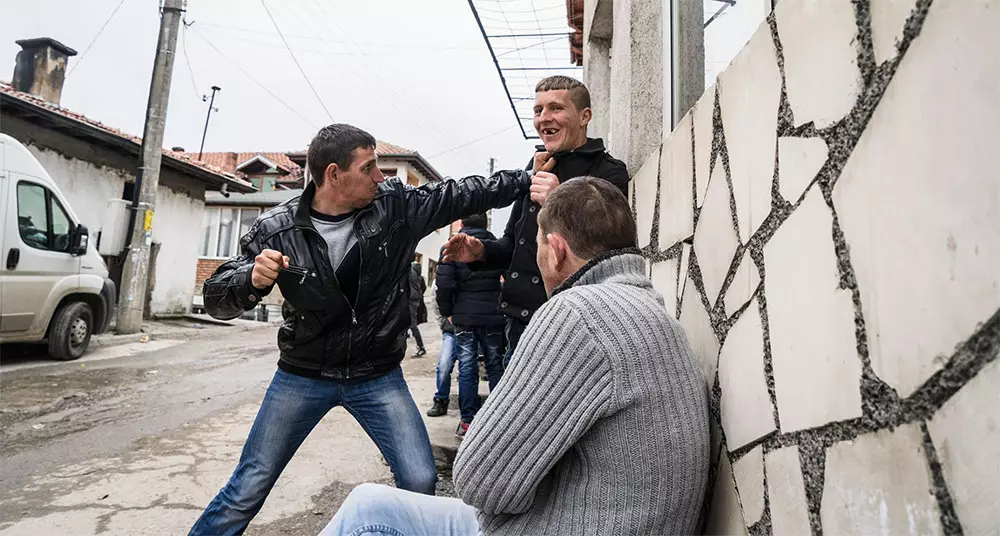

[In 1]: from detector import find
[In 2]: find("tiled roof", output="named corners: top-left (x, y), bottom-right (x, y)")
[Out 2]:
top-left (197, 151), bottom-right (301, 175)
top-left (375, 141), bottom-right (417, 155)
top-left (0, 82), bottom-right (254, 191)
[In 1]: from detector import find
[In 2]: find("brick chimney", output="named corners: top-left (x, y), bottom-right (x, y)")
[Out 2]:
top-left (12, 38), bottom-right (78, 105)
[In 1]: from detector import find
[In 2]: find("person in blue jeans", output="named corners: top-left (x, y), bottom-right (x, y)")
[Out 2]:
top-left (426, 311), bottom-right (457, 417)
top-left (434, 214), bottom-right (506, 438)
top-left (190, 124), bottom-right (534, 535)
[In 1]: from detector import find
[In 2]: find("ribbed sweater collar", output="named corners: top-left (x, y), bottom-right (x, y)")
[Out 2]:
top-left (551, 248), bottom-right (648, 297)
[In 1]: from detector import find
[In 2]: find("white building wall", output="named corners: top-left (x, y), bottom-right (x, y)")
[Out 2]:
top-left (149, 188), bottom-right (204, 315)
top-left (25, 144), bottom-right (202, 315)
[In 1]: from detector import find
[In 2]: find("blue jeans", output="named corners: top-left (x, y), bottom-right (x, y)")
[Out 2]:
top-left (189, 367), bottom-right (437, 536)
top-left (454, 326), bottom-right (504, 423)
top-left (320, 483), bottom-right (478, 536)
top-left (433, 331), bottom-right (458, 401)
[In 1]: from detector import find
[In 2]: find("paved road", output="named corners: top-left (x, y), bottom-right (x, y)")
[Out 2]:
top-left (0, 319), bottom-right (452, 535)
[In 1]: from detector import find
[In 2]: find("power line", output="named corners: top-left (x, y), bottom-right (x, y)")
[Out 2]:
top-left (259, 0), bottom-right (334, 122)
top-left (293, 0), bottom-right (457, 147)
top-left (427, 125), bottom-right (519, 158)
top-left (180, 23), bottom-right (201, 99)
top-left (188, 25), bottom-right (319, 130)
top-left (67, 0), bottom-right (130, 77)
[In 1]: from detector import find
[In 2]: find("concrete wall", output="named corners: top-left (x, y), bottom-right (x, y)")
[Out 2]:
top-left (2, 115), bottom-right (208, 316)
top-left (620, 0), bottom-right (999, 533)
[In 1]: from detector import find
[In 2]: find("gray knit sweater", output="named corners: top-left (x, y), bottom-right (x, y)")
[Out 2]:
top-left (453, 251), bottom-right (710, 536)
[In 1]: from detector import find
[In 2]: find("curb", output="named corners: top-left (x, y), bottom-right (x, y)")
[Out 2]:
top-left (90, 321), bottom-right (276, 350)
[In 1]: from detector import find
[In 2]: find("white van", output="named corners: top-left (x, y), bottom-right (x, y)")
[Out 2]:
top-left (0, 133), bottom-right (116, 360)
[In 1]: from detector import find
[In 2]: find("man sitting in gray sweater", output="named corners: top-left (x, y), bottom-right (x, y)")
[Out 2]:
top-left (320, 177), bottom-right (710, 536)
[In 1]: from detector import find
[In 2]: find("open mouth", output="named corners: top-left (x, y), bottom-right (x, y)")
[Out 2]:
top-left (541, 128), bottom-right (560, 137)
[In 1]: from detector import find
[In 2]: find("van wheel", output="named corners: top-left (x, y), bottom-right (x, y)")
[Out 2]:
top-left (48, 302), bottom-right (94, 361)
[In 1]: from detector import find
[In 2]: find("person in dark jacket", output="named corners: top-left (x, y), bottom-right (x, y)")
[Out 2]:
top-left (189, 123), bottom-right (532, 535)
top-left (444, 76), bottom-right (629, 366)
top-left (407, 261), bottom-right (428, 357)
top-left (431, 214), bottom-right (505, 435)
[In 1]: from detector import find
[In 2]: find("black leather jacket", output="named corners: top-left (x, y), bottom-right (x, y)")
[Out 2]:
top-left (203, 171), bottom-right (531, 380)
top-left (477, 138), bottom-right (629, 323)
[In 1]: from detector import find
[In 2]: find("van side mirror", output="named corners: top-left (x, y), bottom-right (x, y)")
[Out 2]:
top-left (71, 224), bottom-right (89, 256)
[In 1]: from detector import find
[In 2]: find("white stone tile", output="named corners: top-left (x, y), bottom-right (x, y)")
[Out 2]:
top-left (677, 243), bottom-right (691, 308)
top-left (719, 305), bottom-right (776, 450)
top-left (871, 0), bottom-right (919, 64)
top-left (928, 359), bottom-right (1000, 535)
top-left (692, 86), bottom-right (715, 209)
top-left (632, 146), bottom-right (661, 249)
top-left (822, 424), bottom-right (943, 534)
top-left (832, 0), bottom-right (1000, 398)
top-left (766, 446), bottom-right (812, 536)
top-left (705, 454), bottom-right (748, 536)
top-left (659, 113), bottom-right (695, 249)
top-left (776, 0), bottom-right (862, 128)
top-left (651, 258), bottom-right (680, 317)
top-left (778, 137), bottom-right (828, 205)
top-left (693, 157), bottom-right (738, 307)
top-left (679, 273), bottom-right (720, 388)
top-left (720, 28), bottom-right (780, 243)
top-left (724, 250), bottom-right (761, 317)
top-left (732, 446), bottom-right (766, 527)
top-left (765, 187), bottom-right (862, 433)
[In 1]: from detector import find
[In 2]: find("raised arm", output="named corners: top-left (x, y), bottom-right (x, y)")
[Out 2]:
top-left (404, 169), bottom-right (530, 239)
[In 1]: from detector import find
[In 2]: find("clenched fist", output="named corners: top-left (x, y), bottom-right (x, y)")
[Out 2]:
top-left (442, 233), bottom-right (485, 263)
top-left (529, 155), bottom-right (558, 206)
top-left (252, 249), bottom-right (290, 289)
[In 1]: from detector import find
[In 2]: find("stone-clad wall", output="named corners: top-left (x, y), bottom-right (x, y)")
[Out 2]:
top-left (625, 0), bottom-right (999, 533)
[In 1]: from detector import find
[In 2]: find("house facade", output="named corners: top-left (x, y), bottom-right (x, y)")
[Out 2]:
top-left (0, 38), bottom-right (254, 318)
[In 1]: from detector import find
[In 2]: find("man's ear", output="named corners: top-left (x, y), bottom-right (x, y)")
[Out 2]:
top-left (580, 107), bottom-right (593, 128)
top-left (324, 163), bottom-right (340, 185)
top-left (549, 233), bottom-right (569, 271)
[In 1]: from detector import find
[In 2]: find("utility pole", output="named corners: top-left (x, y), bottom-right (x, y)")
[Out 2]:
top-left (117, 0), bottom-right (186, 334)
top-left (198, 85), bottom-right (221, 159)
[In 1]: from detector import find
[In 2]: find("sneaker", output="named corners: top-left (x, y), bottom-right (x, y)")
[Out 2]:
top-left (455, 421), bottom-right (470, 440)
top-left (426, 399), bottom-right (448, 417)
top-left (414, 347), bottom-right (427, 358)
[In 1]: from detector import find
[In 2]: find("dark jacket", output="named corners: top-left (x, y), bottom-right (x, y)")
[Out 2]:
top-left (476, 138), bottom-right (629, 323)
top-left (436, 226), bottom-right (505, 328)
top-left (408, 263), bottom-right (428, 325)
top-left (202, 171), bottom-right (531, 380)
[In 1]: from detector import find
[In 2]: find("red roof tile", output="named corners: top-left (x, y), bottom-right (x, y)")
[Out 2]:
top-left (197, 151), bottom-right (301, 176)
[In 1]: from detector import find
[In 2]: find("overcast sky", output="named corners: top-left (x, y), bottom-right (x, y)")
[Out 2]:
top-left (0, 0), bottom-right (762, 181)
top-left (0, 0), bottom-right (563, 179)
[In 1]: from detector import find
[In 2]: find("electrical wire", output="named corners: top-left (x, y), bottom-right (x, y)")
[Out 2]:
top-left (66, 0), bottom-right (130, 77)
top-left (293, 0), bottom-right (457, 147)
top-left (259, 0), bottom-right (334, 122)
top-left (188, 25), bottom-right (319, 130)
top-left (426, 125), bottom-right (520, 158)
top-left (180, 23), bottom-right (201, 100)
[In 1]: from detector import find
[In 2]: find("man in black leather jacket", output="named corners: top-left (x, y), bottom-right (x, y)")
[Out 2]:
top-left (189, 124), bottom-right (531, 535)
top-left (444, 76), bottom-right (629, 366)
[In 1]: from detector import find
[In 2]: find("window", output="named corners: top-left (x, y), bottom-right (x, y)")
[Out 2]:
top-left (216, 208), bottom-right (237, 257)
top-left (199, 207), bottom-right (261, 258)
top-left (16, 182), bottom-right (73, 252)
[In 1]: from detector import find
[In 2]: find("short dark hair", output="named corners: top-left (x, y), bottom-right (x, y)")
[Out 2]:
top-left (307, 124), bottom-right (377, 186)
top-left (537, 177), bottom-right (636, 259)
top-left (461, 213), bottom-right (488, 229)
top-left (535, 76), bottom-right (591, 111)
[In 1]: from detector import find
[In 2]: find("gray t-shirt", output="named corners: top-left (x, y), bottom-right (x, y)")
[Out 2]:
top-left (310, 211), bottom-right (358, 270)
